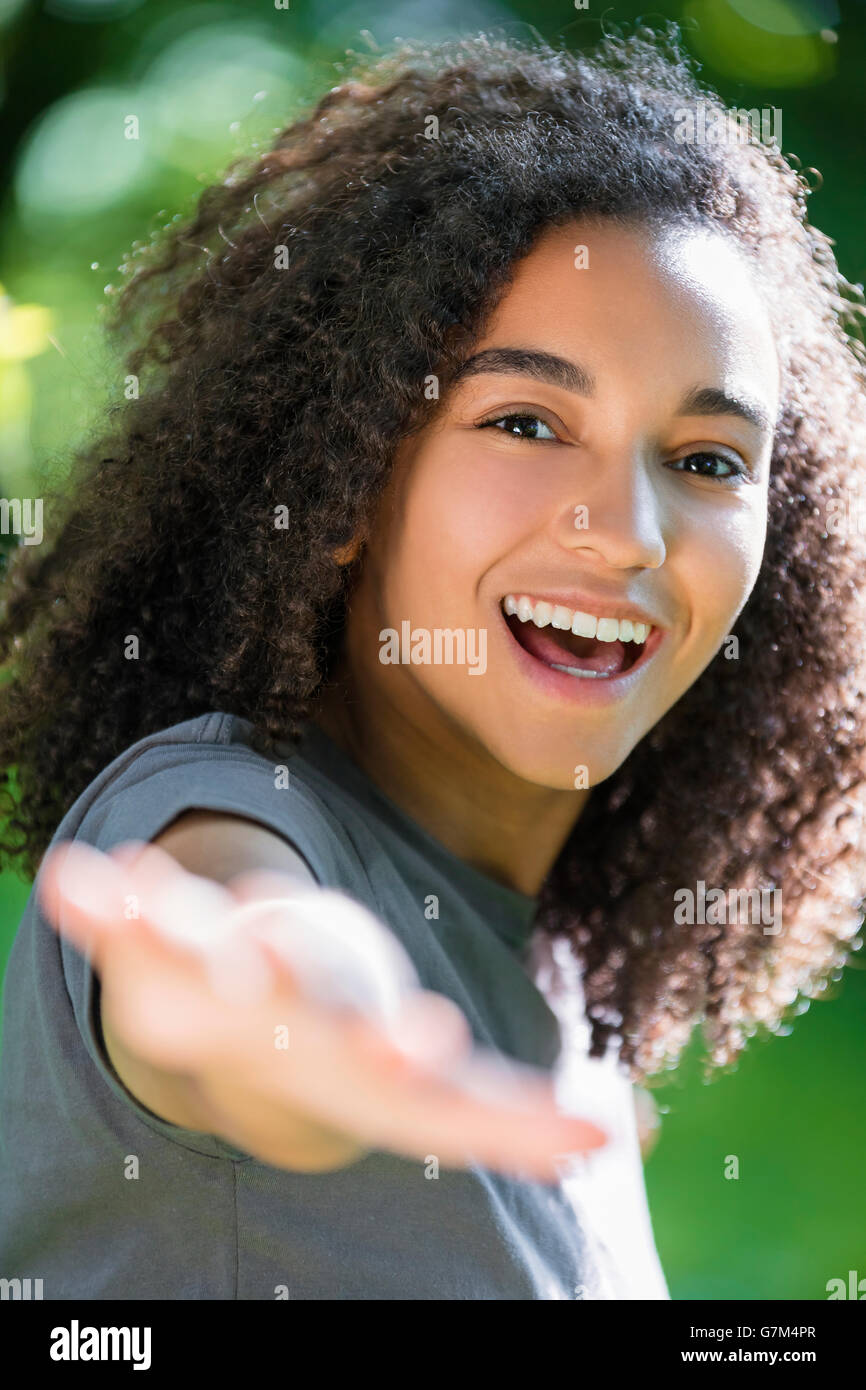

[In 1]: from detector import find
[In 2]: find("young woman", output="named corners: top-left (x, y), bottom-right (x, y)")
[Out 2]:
top-left (0, 27), bottom-right (864, 1301)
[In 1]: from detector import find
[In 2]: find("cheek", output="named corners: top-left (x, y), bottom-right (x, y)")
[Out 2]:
top-left (384, 453), bottom-right (524, 616)
top-left (684, 501), bottom-right (768, 647)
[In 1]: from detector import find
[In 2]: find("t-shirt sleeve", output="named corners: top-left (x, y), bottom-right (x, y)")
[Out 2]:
top-left (53, 739), bottom-right (358, 1160)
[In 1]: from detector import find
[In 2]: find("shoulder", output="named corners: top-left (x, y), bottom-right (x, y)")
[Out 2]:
top-left (58, 710), bottom-right (348, 888)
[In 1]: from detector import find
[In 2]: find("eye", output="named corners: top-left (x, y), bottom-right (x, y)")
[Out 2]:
top-left (476, 412), bottom-right (559, 442)
top-left (667, 450), bottom-right (747, 482)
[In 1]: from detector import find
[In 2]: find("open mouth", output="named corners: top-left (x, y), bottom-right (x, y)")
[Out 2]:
top-left (501, 594), bottom-right (657, 681)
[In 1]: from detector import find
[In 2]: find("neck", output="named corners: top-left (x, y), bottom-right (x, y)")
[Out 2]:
top-left (314, 666), bottom-right (587, 898)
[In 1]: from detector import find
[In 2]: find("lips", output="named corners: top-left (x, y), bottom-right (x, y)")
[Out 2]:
top-left (498, 599), bottom-right (664, 703)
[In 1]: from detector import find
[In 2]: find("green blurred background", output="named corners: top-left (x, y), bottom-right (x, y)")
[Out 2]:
top-left (1, 0), bottom-right (864, 1299)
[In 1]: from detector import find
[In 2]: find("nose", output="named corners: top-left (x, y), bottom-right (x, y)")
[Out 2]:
top-left (558, 451), bottom-right (667, 571)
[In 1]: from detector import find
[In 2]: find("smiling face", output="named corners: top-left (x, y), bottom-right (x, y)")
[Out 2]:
top-left (338, 216), bottom-right (780, 791)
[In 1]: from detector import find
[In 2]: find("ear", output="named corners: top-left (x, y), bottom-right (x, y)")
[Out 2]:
top-left (331, 535), bottom-right (363, 565)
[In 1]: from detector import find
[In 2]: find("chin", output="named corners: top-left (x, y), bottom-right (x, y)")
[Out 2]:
top-left (475, 726), bottom-right (634, 792)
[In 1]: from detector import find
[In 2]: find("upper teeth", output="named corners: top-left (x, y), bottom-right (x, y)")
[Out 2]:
top-left (502, 594), bottom-right (650, 644)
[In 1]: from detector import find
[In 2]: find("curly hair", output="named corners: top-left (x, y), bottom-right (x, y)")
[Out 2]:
top-left (2, 25), bottom-right (865, 1081)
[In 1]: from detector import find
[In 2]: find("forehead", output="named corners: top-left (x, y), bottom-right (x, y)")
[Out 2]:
top-left (477, 217), bottom-right (780, 403)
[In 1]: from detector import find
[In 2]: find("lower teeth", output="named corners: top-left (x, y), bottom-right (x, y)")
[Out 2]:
top-left (550, 662), bottom-right (607, 679)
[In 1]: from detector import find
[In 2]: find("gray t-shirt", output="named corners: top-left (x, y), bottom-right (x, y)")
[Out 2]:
top-left (0, 711), bottom-right (668, 1299)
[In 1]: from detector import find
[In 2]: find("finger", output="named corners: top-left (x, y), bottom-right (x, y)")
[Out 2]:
top-left (38, 839), bottom-right (220, 971)
top-left (40, 842), bottom-right (277, 1065)
top-left (117, 844), bottom-right (278, 1006)
top-left (344, 1042), bottom-right (610, 1179)
top-left (36, 842), bottom-right (237, 1067)
top-left (38, 842), bottom-right (140, 964)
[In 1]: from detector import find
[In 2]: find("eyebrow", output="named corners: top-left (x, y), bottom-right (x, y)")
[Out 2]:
top-left (452, 347), bottom-right (773, 433)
